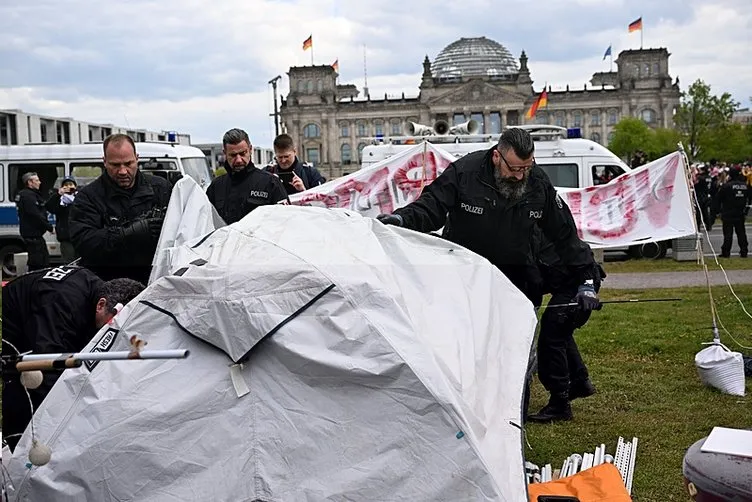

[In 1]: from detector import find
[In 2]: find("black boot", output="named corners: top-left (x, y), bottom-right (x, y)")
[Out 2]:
top-left (527, 393), bottom-right (572, 423)
top-left (569, 379), bottom-right (597, 400)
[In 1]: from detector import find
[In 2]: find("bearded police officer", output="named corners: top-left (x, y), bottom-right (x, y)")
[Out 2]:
top-left (377, 127), bottom-right (601, 311)
top-left (711, 166), bottom-right (750, 258)
top-left (2, 266), bottom-right (144, 451)
top-left (206, 128), bottom-right (289, 224)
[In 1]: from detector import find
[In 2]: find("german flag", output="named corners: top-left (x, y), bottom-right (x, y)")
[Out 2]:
top-left (628, 17), bottom-right (642, 32)
top-left (302, 35), bottom-right (312, 51)
top-left (525, 89), bottom-right (548, 119)
top-left (331, 59), bottom-right (339, 73)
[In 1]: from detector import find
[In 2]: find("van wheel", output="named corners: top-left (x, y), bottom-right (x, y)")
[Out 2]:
top-left (631, 241), bottom-right (667, 260)
top-left (0, 243), bottom-right (24, 279)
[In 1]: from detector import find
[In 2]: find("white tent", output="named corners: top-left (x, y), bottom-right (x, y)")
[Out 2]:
top-left (8, 179), bottom-right (538, 501)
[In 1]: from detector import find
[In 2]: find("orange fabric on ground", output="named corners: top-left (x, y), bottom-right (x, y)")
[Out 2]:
top-left (527, 464), bottom-right (632, 502)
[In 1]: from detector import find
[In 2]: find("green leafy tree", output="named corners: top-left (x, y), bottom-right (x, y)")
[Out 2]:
top-left (608, 117), bottom-right (655, 165)
top-left (647, 128), bottom-right (684, 159)
top-left (700, 122), bottom-right (752, 163)
top-left (673, 79), bottom-right (738, 159)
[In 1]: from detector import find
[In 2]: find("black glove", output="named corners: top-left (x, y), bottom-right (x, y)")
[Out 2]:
top-left (376, 213), bottom-right (403, 226)
top-left (575, 281), bottom-right (602, 312)
top-left (120, 217), bottom-right (163, 242)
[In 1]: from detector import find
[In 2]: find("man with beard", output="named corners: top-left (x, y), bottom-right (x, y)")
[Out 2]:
top-left (376, 127), bottom-right (600, 310)
top-left (206, 128), bottom-right (289, 224)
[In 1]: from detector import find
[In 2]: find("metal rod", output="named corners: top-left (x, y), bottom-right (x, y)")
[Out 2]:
top-left (10, 349), bottom-right (190, 362)
top-left (542, 297), bottom-right (683, 310)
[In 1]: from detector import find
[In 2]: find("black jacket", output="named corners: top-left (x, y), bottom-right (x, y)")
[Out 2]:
top-left (694, 173), bottom-right (716, 202)
top-left (15, 188), bottom-right (53, 238)
top-left (265, 158), bottom-right (326, 195)
top-left (206, 162), bottom-right (289, 224)
top-left (2, 265), bottom-right (103, 444)
top-left (393, 148), bottom-right (596, 294)
top-left (69, 171), bottom-right (172, 284)
top-left (712, 173), bottom-right (750, 222)
top-left (45, 193), bottom-right (74, 241)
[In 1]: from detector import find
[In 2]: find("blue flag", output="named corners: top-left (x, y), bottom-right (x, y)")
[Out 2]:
top-left (603, 45), bottom-right (612, 60)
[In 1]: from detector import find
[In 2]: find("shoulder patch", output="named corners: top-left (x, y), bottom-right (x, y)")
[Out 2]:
top-left (84, 327), bottom-right (119, 371)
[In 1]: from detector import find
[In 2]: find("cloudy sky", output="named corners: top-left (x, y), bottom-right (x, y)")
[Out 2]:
top-left (1, 0), bottom-right (750, 146)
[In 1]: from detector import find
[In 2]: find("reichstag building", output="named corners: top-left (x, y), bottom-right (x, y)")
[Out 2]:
top-left (279, 36), bottom-right (681, 178)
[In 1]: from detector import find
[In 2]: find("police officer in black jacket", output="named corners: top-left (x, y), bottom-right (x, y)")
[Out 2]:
top-left (2, 265), bottom-right (144, 451)
top-left (15, 172), bottom-right (54, 271)
top-left (527, 224), bottom-right (605, 423)
top-left (265, 133), bottom-right (326, 195)
top-left (693, 165), bottom-right (716, 231)
top-left (206, 128), bottom-right (289, 224)
top-left (711, 166), bottom-right (749, 258)
top-left (69, 134), bottom-right (172, 285)
top-left (377, 127), bottom-right (601, 310)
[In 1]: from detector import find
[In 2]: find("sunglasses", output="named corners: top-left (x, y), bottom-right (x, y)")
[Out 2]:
top-left (497, 149), bottom-right (534, 173)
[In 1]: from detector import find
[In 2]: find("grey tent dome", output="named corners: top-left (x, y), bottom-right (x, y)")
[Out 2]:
top-left (432, 37), bottom-right (519, 80)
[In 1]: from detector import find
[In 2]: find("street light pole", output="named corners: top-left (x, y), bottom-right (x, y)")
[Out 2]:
top-left (268, 75), bottom-right (282, 137)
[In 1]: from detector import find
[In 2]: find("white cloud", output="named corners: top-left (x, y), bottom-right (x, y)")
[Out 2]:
top-left (0, 0), bottom-right (750, 147)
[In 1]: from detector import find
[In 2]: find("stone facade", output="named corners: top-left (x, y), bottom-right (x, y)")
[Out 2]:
top-left (280, 38), bottom-right (681, 179)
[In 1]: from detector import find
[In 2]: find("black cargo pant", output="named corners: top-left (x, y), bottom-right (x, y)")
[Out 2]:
top-left (536, 289), bottom-right (591, 396)
top-left (23, 236), bottom-right (50, 271)
top-left (721, 218), bottom-right (748, 257)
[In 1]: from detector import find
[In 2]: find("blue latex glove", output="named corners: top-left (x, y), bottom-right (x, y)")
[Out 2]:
top-left (575, 280), bottom-right (602, 312)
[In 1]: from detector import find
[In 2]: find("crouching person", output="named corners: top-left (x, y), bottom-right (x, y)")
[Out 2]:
top-left (2, 265), bottom-right (145, 451)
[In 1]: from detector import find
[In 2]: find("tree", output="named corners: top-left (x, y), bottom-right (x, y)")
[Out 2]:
top-left (647, 128), bottom-right (684, 159)
top-left (700, 122), bottom-right (752, 163)
top-left (673, 79), bottom-right (738, 159)
top-left (608, 117), bottom-right (655, 165)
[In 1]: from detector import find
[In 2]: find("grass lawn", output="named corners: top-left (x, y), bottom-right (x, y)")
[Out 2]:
top-left (603, 256), bottom-right (752, 274)
top-left (526, 284), bottom-right (752, 501)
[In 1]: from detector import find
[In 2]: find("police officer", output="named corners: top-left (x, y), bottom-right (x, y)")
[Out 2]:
top-left (265, 133), bottom-right (326, 195)
top-left (69, 134), bottom-right (172, 284)
top-left (527, 226), bottom-right (606, 423)
top-left (711, 166), bottom-right (749, 258)
top-left (693, 165), bottom-right (716, 231)
top-left (206, 128), bottom-right (289, 224)
top-left (15, 172), bottom-right (54, 271)
top-left (376, 127), bottom-right (601, 308)
top-left (2, 265), bottom-right (144, 451)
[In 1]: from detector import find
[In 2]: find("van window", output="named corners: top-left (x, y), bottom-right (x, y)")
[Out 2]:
top-left (180, 157), bottom-right (213, 187)
top-left (8, 162), bottom-right (64, 201)
top-left (70, 162), bottom-right (104, 189)
top-left (536, 163), bottom-right (579, 188)
top-left (592, 164), bottom-right (626, 185)
top-left (139, 158), bottom-right (182, 185)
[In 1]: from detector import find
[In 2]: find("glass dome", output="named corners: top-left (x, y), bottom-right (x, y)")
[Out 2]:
top-left (432, 37), bottom-right (519, 80)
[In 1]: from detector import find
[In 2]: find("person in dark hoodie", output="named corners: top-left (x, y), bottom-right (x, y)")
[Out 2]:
top-left (206, 128), bottom-right (289, 224)
top-left (265, 133), bottom-right (326, 195)
top-left (45, 175), bottom-right (78, 263)
top-left (15, 172), bottom-right (54, 271)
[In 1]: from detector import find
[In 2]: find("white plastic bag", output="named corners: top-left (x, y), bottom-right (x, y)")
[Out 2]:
top-left (695, 342), bottom-right (746, 397)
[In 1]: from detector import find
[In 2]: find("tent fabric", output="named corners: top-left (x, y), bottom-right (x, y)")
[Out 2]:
top-left (8, 180), bottom-right (539, 501)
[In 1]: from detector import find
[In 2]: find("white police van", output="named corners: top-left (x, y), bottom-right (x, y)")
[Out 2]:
top-left (0, 142), bottom-right (213, 277)
top-left (361, 123), bottom-right (668, 259)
